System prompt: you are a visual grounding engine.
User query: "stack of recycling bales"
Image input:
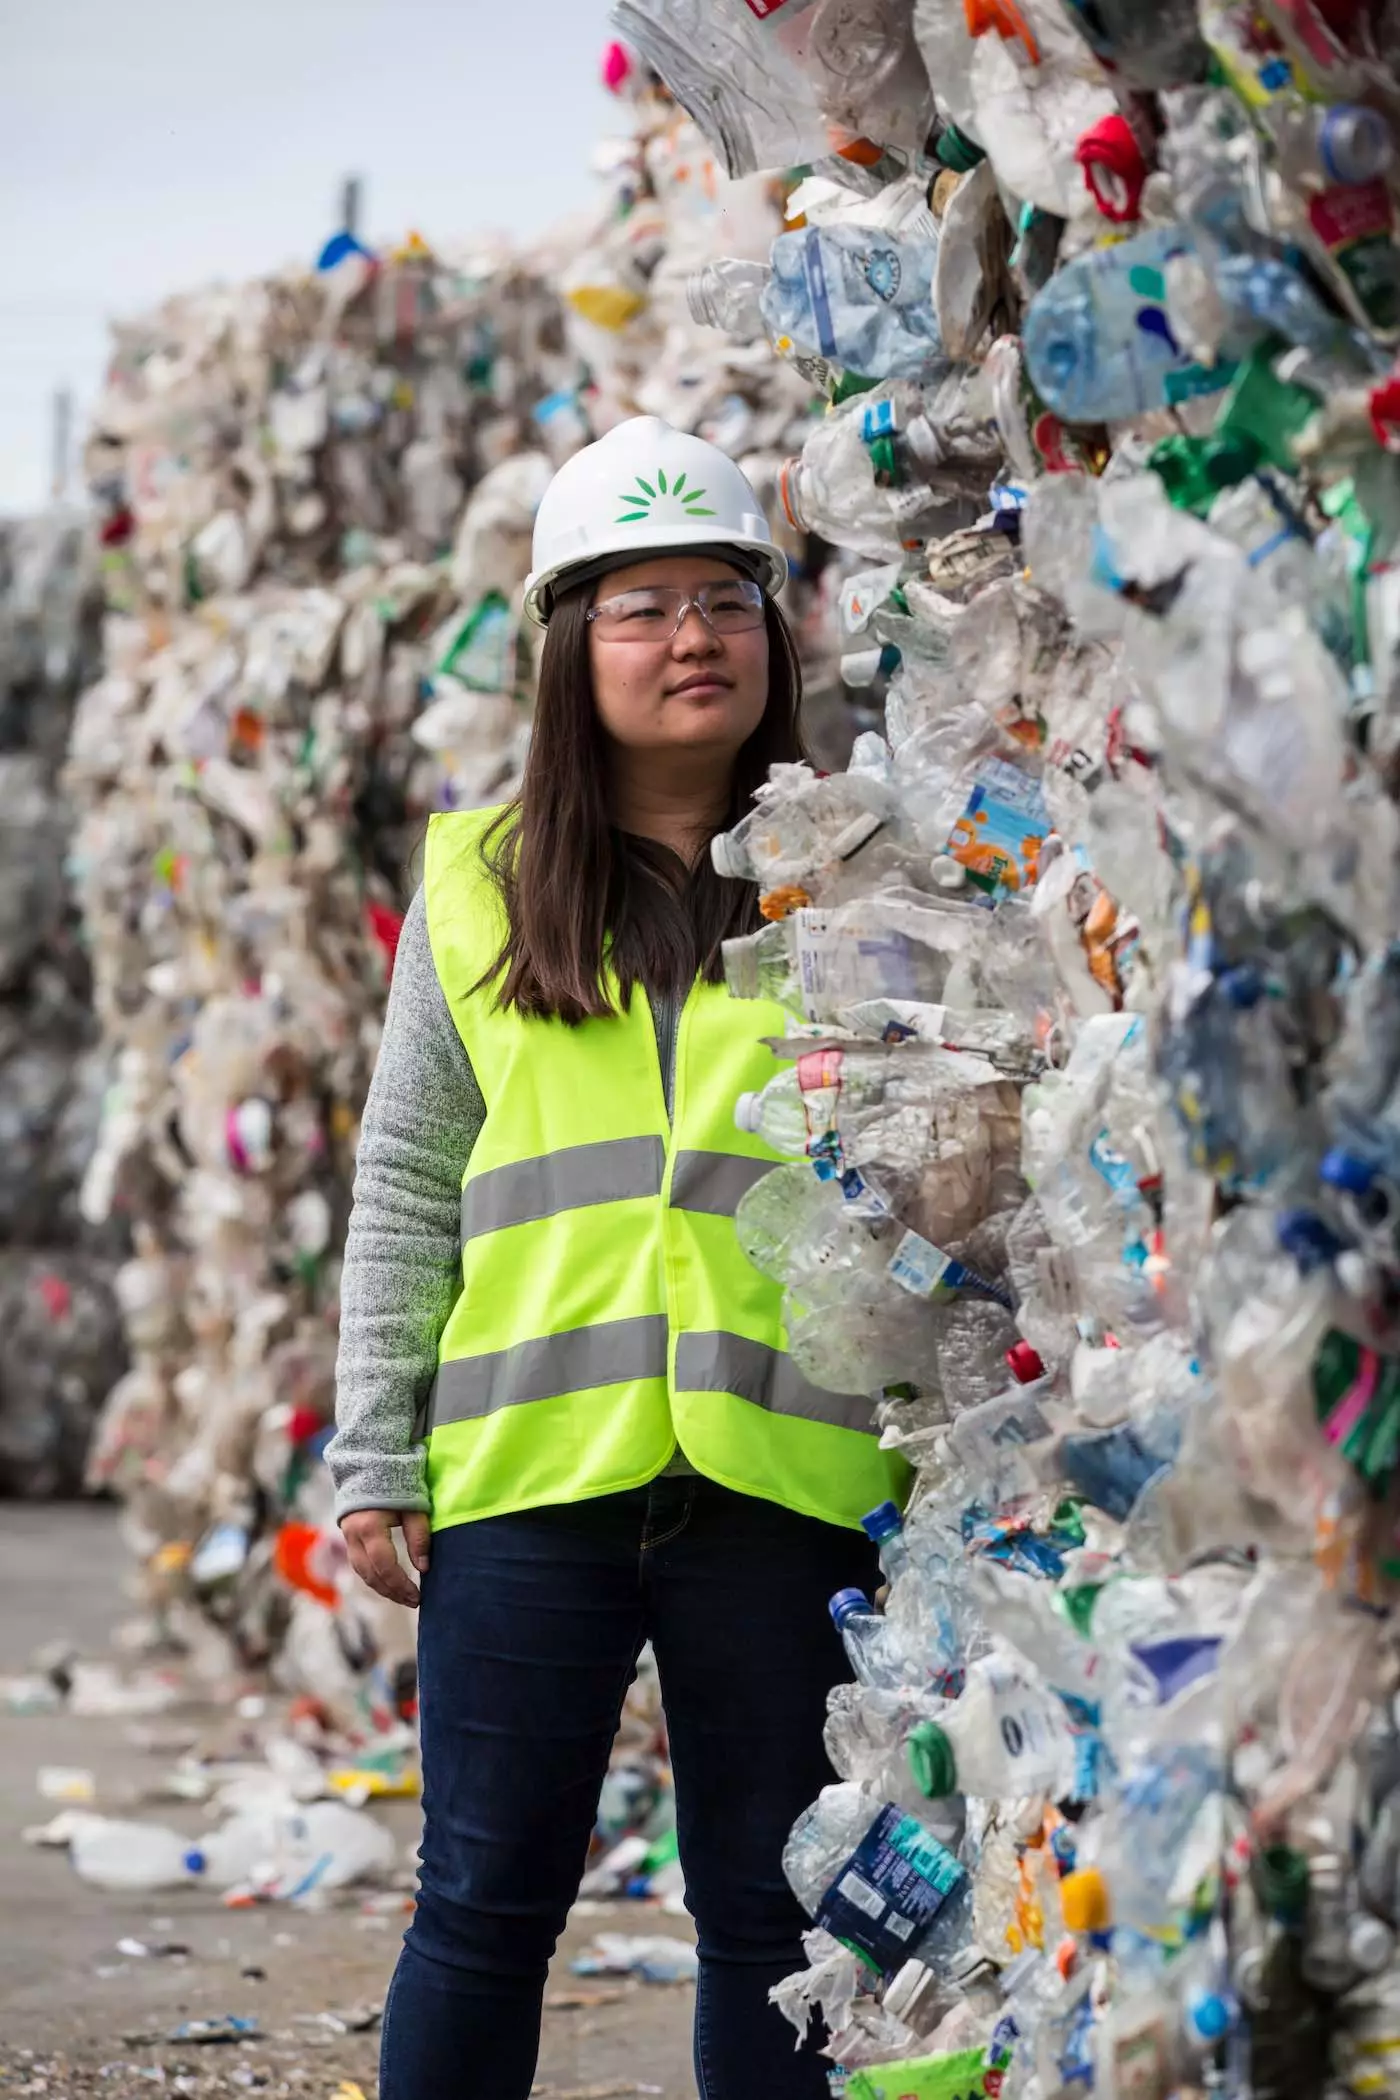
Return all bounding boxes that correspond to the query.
[63,238,573,1707]
[0,510,126,1498]
[63,80,839,1722]
[607,0,1400,2089]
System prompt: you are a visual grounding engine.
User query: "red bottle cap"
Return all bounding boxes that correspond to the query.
[1006,1340,1045,1384]
[1074,115,1148,224]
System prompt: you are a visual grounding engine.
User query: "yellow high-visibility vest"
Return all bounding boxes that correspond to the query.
[421,806,910,1533]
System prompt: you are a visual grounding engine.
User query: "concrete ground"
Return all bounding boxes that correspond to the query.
[0,1504,697,2098]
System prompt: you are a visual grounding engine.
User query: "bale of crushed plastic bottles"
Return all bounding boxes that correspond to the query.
[626,0,1400,2086]
[0,510,123,1494]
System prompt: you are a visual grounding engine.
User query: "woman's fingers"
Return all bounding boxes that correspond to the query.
[341,1511,422,1607]
[401,1510,432,1574]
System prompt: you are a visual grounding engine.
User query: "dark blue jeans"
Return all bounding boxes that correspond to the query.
[379,1474,878,2100]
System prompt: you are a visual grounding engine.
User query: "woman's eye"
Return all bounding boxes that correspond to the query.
[618,603,664,622]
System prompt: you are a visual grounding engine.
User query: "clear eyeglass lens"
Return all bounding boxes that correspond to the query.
[589,581,765,639]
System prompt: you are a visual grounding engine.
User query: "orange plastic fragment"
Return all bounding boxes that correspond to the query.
[964,0,1041,61]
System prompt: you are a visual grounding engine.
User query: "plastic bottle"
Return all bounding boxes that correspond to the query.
[777,386,974,562]
[831,1587,916,1689]
[907,1654,1079,1803]
[1024,226,1233,425]
[733,1052,947,1163]
[1269,102,1395,192]
[860,1499,913,1583]
[69,1816,204,1893]
[203,1800,398,1898]
[686,257,771,341]
[723,896,968,1025]
[783,1780,974,1978]
[759,227,944,383]
[265,1799,398,1895]
[710,761,894,890]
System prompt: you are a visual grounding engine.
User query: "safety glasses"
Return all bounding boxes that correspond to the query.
[585,578,766,644]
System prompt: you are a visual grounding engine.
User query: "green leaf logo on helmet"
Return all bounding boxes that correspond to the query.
[615,470,717,524]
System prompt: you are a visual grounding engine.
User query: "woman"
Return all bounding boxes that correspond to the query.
[329,417,907,2100]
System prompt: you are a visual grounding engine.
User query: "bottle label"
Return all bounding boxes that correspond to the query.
[944,760,1049,898]
[802,229,839,363]
[816,1804,967,1975]
[861,398,900,443]
[793,907,918,1017]
[1308,181,1400,332]
[844,2047,993,2100]
[888,1229,955,1297]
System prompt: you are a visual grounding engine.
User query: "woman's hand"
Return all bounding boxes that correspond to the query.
[340,1507,431,1608]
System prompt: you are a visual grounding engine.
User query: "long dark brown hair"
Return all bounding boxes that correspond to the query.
[471,573,807,1023]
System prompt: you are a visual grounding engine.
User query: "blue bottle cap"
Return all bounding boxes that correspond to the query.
[183,1847,207,1876]
[829,1588,871,1628]
[1186,1988,1233,2042]
[1320,1146,1377,1195]
[1275,1207,1347,1271]
[860,1501,904,1544]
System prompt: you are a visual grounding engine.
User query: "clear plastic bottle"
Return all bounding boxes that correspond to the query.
[831,1587,917,1690]
[734,1162,854,1286]
[1268,102,1394,192]
[734,1069,814,1157]
[710,762,893,890]
[783,1780,974,1978]
[69,1815,203,1893]
[760,227,944,382]
[907,1654,1079,1803]
[1024,226,1230,424]
[860,1499,913,1583]
[686,257,772,341]
[204,1800,399,1898]
[722,897,963,1024]
[778,386,972,562]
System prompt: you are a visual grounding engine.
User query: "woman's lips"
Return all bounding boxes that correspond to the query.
[667,673,734,697]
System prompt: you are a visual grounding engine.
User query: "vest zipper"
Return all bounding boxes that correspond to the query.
[652,990,679,1126]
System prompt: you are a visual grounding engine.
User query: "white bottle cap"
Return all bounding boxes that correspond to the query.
[930,854,967,891]
[710,832,746,879]
[1349,1913,1395,1975]
[734,1092,763,1135]
[841,645,885,689]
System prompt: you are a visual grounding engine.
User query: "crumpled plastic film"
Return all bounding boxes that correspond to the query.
[649,0,1400,2089]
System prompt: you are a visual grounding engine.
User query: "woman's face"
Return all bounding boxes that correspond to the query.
[586,554,770,761]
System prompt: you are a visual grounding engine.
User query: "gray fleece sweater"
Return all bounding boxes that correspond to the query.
[326,885,691,1520]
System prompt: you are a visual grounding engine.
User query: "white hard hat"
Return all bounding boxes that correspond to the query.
[522,416,789,625]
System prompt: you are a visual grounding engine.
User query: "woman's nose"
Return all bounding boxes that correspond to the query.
[671,604,721,656]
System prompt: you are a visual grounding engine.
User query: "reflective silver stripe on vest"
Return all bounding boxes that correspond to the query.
[668,1150,776,1218]
[427,1313,669,1431]
[674,1331,880,1437]
[462,1136,666,1243]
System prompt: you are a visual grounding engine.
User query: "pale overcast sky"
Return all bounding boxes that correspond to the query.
[1,0,617,512]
